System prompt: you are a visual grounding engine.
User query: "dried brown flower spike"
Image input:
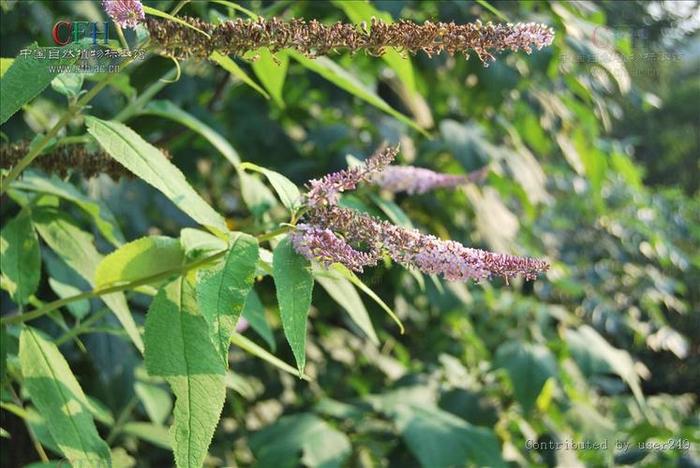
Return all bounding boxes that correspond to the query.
[146,16,554,63]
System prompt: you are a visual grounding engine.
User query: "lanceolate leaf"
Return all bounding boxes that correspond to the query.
[144,278,226,468]
[13,171,125,247]
[288,52,426,136]
[273,236,314,375]
[0,209,40,305]
[209,50,270,100]
[250,49,289,107]
[0,43,80,125]
[241,289,275,351]
[95,236,185,288]
[19,327,111,466]
[140,100,241,166]
[314,267,379,345]
[32,208,144,353]
[240,162,302,212]
[86,116,228,235]
[197,232,259,363]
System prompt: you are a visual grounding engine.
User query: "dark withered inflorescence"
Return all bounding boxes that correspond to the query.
[0,141,170,179]
[145,16,554,63]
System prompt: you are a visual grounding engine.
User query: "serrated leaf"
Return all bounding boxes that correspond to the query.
[95,236,184,288]
[197,232,259,363]
[288,51,426,136]
[0,43,80,125]
[86,116,228,235]
[140,100,240,166]
[0,209,40,305]
[494,341,557,413]
[13,171,125,247]
[240,162,301,212]
[250,48,288,107]
[239,170,279,216]
[19,327,112,466]
[250,413,351,468]
[144,278,226,468]
[209,50,270,100]
[241,289,275,351]
[314,267,379,345]
[134,381,172,426]
[273,236,314,375]
[32,207,143,353]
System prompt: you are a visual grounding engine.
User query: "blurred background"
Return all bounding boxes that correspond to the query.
[1,0,699,466]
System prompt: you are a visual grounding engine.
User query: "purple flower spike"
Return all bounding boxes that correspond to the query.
[374,166,486,195]
[306,146,398,207]
[103,0,145,29]
[290,224,379,272]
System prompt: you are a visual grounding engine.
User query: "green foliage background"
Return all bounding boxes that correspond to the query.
[1,0,698,467]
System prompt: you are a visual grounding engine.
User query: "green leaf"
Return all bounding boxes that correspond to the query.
[0,209,40,305]
[314,267,379,345]
[180,228,228,259]
[197,232,259,362]
[250,413,351,468]
[142,5,211,38]
[122,422,171,450]
[140,100,241,166]
[494,341,557,413]
[272,236,314,375]
[0,43,79,125]
[144,277,226,468]
[250,49,288,107]
[331,263,404,334]
[332,0,417,94]
[44,250,91,319]
[393,404,505,468]
[0,326,8,382]
[32,208,144,353]
[288,52,426,136]
[95,236,184,288]
[241,289,275,351]
[240,162,302,212]
[230,331,309,380]
[86,116,228,235]
[13,172,125,247]
[565,325,644,406]
[50,72,83,97]
[19,327,112,466]
[209,51,270,100]
[0,58,13,77]
[134,380,172,426]
[239,170,279,216]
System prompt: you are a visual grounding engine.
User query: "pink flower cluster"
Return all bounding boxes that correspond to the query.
[292,148,549,282]
[102,0,145,30]
[373,165,487,195]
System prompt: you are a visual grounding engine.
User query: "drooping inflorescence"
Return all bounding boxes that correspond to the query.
[145,16,554,63]
[372,165,488,195]
[0,141,170,179]
[291,147,549,282]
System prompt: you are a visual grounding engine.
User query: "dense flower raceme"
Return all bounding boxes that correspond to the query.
[103,0,145,30]
[373,165,487,195]
[145,16,554,63]
[0,140,170,179]
[292,148,549,281]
